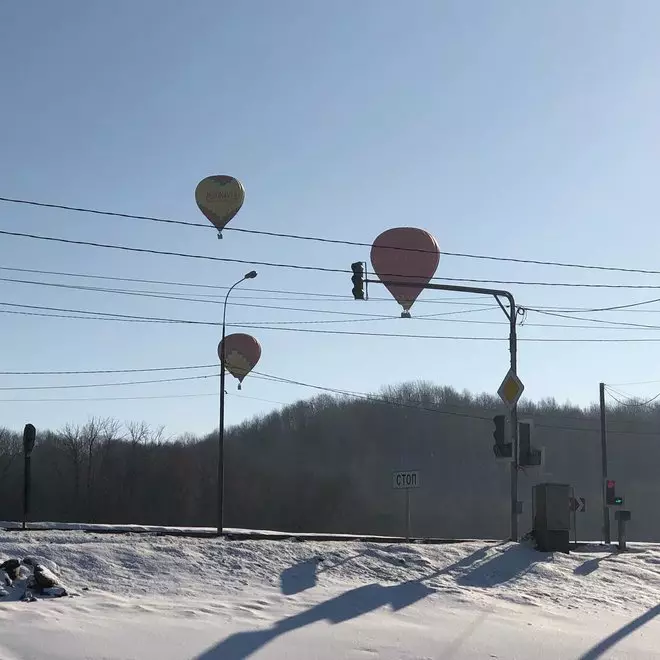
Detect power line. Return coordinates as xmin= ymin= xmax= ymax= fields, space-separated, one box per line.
xmin=229 ymin=327 xmax=660 ymax=343
xmin=0 ymin=307 xmax=504 ymax=328
xmin=0 ymin=275 xmax=499 ymax=320
xmin=0 ymin=392 xmax=215 ymax=403
xmin=251 ymin=371 xmax=660 ymax=436
xmin=0 ymin=266 xmax=491 ymax=305
xmin=0 ymin=308 xmax=170 ymax=324
xmin=525 ymin=308 xmax=660 ymax=331
xmin=6 ymin=228 xmax=660 ymax=290
xmin=535 ymin=306 xmax=660 ymax=315
xmin=0 ymin=229 xmax=346 ymax=275
xmin=606 ymin=378 xmax=660 ymax=387
xmin=251 ymin=371 xmax=494 ymax=421
xmin=4 ymin=195 xmax=660 ymax=277
xmin=0 ymin=391 xmax=285 ymax=405
xmin=0 ymin=356 xmax=653 ymax=425
xmin=9 ymin=301 xmax=660 ymax=341
xmin=0 ymin=265 xmax=349 ymax=298
xmin=0 ymin=363 xmax=216 ymax=376
xmin=539 ymin=297 xmax=660 ymax=313
xmin=604 ymin=386 xmax=660 ymax=408
xmin=9 ymin=267 xmax=660 ymax=319
xmin=0 ymin=359 xmax=655 ymax=436
xmin=7 ymin=280 xmax=660 ymax=332
xmin=1 ymin=349 xmax=657 ymax=435
xmin=8 ymin=304 xmax=660 ymax=333
xmin=0 ymin=373 xmax=218 ymax=391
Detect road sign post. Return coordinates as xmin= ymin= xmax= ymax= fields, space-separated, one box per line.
xmin=570 ymin=488 xmax=587 ymax=544
xmin=392 ymin=471 xmax=420 ymax=541
xmin=615 ymin=509 xmax=631 ymax=551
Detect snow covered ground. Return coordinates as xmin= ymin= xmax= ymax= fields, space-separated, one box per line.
xmin=2 ymin=530 xmax=660 ymax=659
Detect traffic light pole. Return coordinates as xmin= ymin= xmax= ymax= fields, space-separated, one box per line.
xmin=365 ymin=278 xmax=520 ymax=541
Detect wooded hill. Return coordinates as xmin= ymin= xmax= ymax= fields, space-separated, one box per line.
xmin=1 ymin=382 xmax=658 ymax=540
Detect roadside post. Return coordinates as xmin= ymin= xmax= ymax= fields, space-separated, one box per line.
xmin=392 ymin=470 xmax=420 ymax=540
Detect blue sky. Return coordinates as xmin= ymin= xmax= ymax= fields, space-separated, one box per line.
xmin=2 ymin=1 xmax=660 ymax=435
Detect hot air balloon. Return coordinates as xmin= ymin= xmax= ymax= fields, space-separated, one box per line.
xmin=195 ymin=175 xmax=245 ymax=238
xmin=370 ymin=228 xmax=440 ymax=318
xmin=218 ymin=333 xmax=261 ymax=389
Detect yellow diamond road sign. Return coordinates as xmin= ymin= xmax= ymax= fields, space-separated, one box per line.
xmin=498 ymin=369 xmax=524 ymax=408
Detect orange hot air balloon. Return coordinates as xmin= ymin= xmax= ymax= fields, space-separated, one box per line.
xmin=370 ymin=228 xmax=440 ymax=318
xmin=218 ymin=333 xmax=261 ymax=389
xmin=195 ymin=175 xmax=245 ymax=237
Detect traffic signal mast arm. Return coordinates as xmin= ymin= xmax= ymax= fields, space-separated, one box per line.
xmin=360 ymin=274 xmax=521 ymax=541
xmin=364 ymin=277 xmax=515 ymax=311
xmin=363 ymin=278 xmax=518 ymax=380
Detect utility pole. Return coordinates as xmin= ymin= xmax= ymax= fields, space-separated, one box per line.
xmin=599 ymin=382 xmax=611 ymax=544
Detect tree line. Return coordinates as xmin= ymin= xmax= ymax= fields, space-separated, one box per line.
xmin=1 ymin=382 xmax=659 ymax=540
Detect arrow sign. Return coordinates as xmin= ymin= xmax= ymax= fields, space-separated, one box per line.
xmin=570 ymin=496 xmax=586 ymax=513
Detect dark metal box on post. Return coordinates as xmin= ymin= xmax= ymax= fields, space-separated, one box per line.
xmin=533 ymin=483 xmax=571 ymax=553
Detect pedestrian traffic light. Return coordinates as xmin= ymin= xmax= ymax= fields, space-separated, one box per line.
xmin=492 ymin=414 xmax=512 ymax=459
xmin=351 ymin=262 xmax=365 ymax=300
xmin=606 ymin=479 xmax=623 ymax=505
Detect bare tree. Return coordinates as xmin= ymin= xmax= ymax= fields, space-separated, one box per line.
xmin=59 ymin=423 xmax=84 ymax=517
xmin=122 ymin=421 xmax=165 ymax=519
xmin=0 ymin=428 xmax=20 ymax=516
xmin=0 ymin=427 xmax=20 ymax=478
xmin=83 ymin=418 xmax=121 ymax=521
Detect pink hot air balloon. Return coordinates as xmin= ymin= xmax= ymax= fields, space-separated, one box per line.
xmin=218 ymin=333 xmax=261 ymax=390
xmin=195 ymin=175 xmax=245 ymax=237
xmin=370 ymin=228 xmax=440 ymax=317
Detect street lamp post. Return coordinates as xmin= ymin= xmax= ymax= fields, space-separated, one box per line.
xmin=218 ymin=270 xmax=257 ymax=536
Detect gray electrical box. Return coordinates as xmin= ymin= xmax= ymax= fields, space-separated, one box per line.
xmin=533 ymin=483 xmax=570 ymax=553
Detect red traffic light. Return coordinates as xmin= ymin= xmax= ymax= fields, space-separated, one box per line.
xmin=606 ymin=479 xmax=618 ymax=505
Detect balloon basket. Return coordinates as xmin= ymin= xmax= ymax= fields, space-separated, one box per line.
xmin=237 ymin=383 xmax=242 ymax=391
xmin=217 ymin=231 xmax=223 ymax=239
xmin=401 ymin=311 xmax=411 ymax=319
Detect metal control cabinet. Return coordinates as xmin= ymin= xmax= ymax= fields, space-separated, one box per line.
xmin=533 ymin=483 xmax=570 ymax=553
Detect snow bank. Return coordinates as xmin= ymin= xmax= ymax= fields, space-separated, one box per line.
xmin=2 ymin=531 xmax=660 ymax=658
xmin=2 ymin=531 xmax=659 ymax=614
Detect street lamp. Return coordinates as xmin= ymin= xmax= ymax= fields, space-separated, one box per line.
xmin=218 ymin=270 xmax=257 ymax=536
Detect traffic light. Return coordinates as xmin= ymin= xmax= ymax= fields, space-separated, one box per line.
xmin=351 ymin=262 xmax=365 ymax=300
xmin=606 ymin=480 xmax=615 ymax=505
xmin=492 ymin=414 xmax=512 ymax=459
xmin=606 ymin=480 xmax=623 ymax=505
xmin=518 ymin=420 xmax=542 ymax=467
xmin=23 ymin=423 xmax=36 ymax=457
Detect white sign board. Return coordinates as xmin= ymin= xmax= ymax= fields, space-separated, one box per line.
xmin=392 ymin=470 xmax=420 ymax=490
